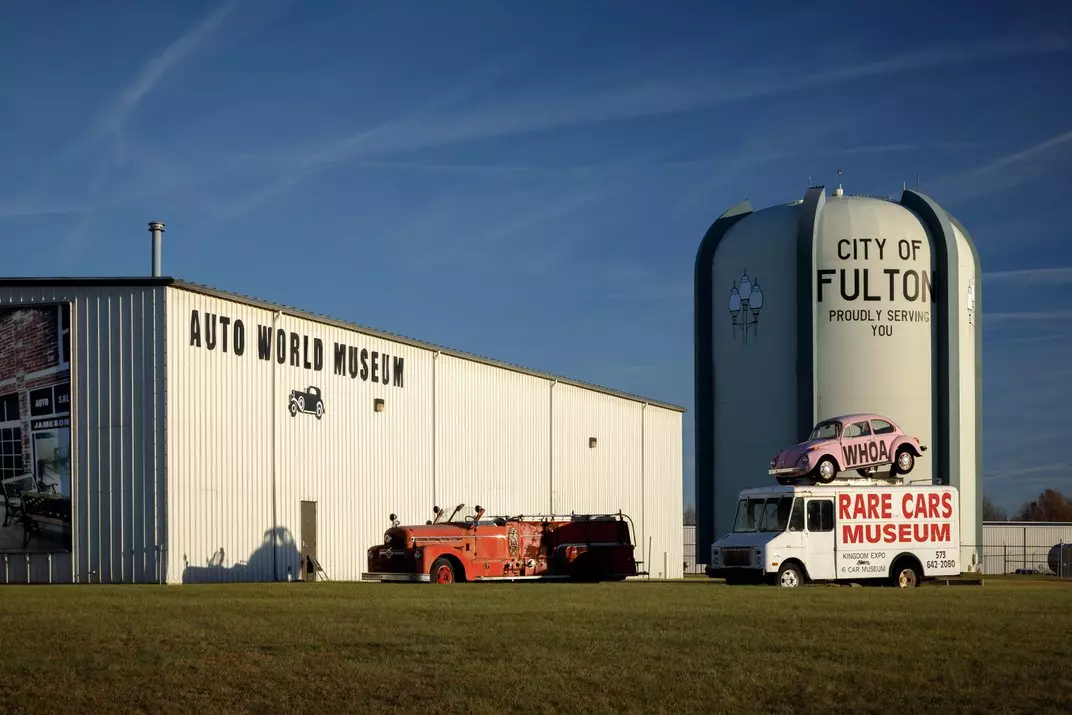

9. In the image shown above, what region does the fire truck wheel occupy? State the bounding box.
[431,557,457,584]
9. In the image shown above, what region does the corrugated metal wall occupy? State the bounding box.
[0,285,166,584]
[643,404,683,579]
[166,285,685,584]
[434,355,550,515]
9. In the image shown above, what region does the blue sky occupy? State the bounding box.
[2,1,1070,516]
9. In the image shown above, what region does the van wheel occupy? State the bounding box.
[894,447,915,475]
[777,563,804,588]
[891,561,921,588]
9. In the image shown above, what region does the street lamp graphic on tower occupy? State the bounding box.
[729,268,763,344]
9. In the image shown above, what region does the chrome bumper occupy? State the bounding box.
[362,571,431,583]
[768,467,805,475]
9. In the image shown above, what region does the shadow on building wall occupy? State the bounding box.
[181,526,302,584]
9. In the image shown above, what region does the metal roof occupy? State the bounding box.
[0,276,686,412]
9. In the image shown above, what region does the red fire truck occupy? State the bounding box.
[361,504,644,583]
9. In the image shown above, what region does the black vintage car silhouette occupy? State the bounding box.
[289,386,324,419]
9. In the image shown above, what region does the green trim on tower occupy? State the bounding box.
[899,190,959,488]
[693,199,753,558]
[796,187,825,438]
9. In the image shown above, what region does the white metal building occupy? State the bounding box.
[0,270,684,585]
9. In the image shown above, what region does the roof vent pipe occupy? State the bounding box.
[148,221,165,277]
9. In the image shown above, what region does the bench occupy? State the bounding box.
[19,492,72,548]
[2,474,37,527]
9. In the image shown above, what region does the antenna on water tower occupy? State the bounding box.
[834,168,844,197]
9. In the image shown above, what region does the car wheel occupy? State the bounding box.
[431,557,456,584]
[288,402,297,417]
[777,562,804,588]
[297,395,305,412]
[316,402,324,419]
[814,456,837,484]
[894,447,914,475]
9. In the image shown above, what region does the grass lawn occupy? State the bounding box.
[1,577,1070,714]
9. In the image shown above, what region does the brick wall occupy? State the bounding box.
[0,305,63,380]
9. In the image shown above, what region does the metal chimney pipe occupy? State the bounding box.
[148,221,165,277]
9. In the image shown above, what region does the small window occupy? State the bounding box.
[871,419,895,435]
[844,420,871,438]
[0,426,23,482]
[0,393,19,422]
[788,497,805,531]
[806,499,834,532]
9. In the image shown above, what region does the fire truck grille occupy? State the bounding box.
[722,548,752,567]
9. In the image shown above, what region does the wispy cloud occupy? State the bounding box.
[209,60,523,220]
[30,0,243,183]
[984,461,1072,482]
[211,34,1070,215]
[984,310,1072,326]
[1,0,294,223]
[928,127,1072,203]
[983,267,1072,285]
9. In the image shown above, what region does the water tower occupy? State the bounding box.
[693,185,983,569]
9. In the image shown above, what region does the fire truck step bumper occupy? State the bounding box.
[361,572,431,583]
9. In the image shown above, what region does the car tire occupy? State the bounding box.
[289,402,297,417]
[316,402,324,419]
[297,395,305,412]
[894,447,915,475]
[813,456,837,484]
[776,562,804,588]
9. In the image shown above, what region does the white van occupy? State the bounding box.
[706,483,961,588]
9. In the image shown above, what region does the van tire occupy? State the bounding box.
[890,558,921,588]
[776,562,804,588]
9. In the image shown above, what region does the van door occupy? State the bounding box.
[804,497,836,580]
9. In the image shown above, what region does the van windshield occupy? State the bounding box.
[733,496,795,533]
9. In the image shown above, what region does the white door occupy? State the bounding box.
[804,497,836,580]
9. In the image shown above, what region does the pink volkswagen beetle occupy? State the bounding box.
[768,413,927,484]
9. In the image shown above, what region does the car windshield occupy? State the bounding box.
[733,496,795,533]
[808,421,839,440]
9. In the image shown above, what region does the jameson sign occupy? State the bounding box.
[188,309,405,388]
[816,237,935,338]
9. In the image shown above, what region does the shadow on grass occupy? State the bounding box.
[181,526,301,584]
